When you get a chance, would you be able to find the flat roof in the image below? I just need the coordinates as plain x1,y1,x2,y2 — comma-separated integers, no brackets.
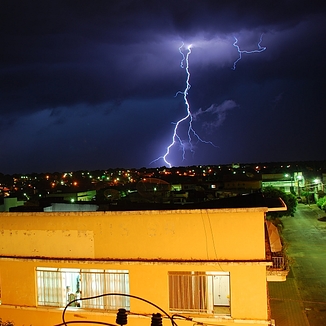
100,193,287,212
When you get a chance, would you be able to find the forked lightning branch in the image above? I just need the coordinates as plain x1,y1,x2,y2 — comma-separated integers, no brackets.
152,35,266,168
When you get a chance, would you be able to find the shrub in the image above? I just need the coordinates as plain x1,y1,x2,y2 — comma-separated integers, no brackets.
317,196,326,210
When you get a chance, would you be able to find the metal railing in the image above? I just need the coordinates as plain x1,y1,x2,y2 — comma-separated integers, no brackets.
271,256,285,270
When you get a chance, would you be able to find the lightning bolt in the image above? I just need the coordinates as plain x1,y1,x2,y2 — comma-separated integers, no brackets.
232,34,266,70
152,35,266,168
151,43,217,168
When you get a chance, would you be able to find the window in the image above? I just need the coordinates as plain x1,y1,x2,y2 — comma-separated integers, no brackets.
36,268,129,310
168,271,230,314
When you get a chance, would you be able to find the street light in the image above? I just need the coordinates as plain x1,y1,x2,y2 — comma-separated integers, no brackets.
296,175,303,196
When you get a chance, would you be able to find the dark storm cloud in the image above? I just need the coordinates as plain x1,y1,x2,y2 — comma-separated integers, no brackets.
1,0,326,173
194,100,239,130
1,1,324,112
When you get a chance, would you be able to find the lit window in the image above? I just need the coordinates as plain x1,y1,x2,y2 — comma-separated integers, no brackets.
168,271,230,314
36,268,129,310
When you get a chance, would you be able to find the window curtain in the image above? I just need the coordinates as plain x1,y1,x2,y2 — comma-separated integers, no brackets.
80,270,105,309
169,272,208,312
193,272,207,312
105,270,130,310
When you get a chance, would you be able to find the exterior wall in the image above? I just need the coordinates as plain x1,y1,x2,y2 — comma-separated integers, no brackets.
0,197,25,212
43,203,98,211
45,190,96,202
229,264,268,319
0,209,266,261
0,208,271,326
0,261,269,326
224,180,261,190
262,180,293,193
262,172,305,195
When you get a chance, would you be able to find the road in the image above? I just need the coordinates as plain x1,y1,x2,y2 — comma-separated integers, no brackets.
281,203,326,325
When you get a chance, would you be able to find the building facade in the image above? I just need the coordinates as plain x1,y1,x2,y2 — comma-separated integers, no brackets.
262,172,304,195
0,207,275,326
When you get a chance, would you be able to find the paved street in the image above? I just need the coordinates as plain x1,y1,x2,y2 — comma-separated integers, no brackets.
269,204,326,326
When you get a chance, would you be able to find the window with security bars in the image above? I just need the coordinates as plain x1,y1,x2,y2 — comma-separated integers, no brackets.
36,267,130,310
168,271,230,314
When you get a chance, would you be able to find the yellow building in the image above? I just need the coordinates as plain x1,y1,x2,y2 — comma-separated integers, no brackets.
0,201,283,326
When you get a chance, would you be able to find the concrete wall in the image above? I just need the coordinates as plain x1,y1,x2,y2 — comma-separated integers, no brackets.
0,260,269,326
0,208,267,261
0,208,271,326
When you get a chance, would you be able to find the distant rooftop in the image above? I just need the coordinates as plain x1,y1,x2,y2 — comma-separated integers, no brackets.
102,193,286,212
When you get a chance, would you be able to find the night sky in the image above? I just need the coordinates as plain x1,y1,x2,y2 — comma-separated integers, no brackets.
1,1,326,174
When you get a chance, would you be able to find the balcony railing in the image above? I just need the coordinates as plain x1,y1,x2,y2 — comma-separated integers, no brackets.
271,256,286,270
267,254,289,281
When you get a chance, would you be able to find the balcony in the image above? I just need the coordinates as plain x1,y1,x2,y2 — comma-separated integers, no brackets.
265,221,289,282
267,252,289,282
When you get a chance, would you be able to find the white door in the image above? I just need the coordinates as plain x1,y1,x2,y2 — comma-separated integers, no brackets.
213,275,230,306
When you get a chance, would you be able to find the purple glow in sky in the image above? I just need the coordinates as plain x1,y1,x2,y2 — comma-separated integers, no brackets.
1,1,326,174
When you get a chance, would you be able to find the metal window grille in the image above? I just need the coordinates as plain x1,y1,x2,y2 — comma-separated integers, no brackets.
36,268,129,310
81,269,130,310
37,268,65,307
